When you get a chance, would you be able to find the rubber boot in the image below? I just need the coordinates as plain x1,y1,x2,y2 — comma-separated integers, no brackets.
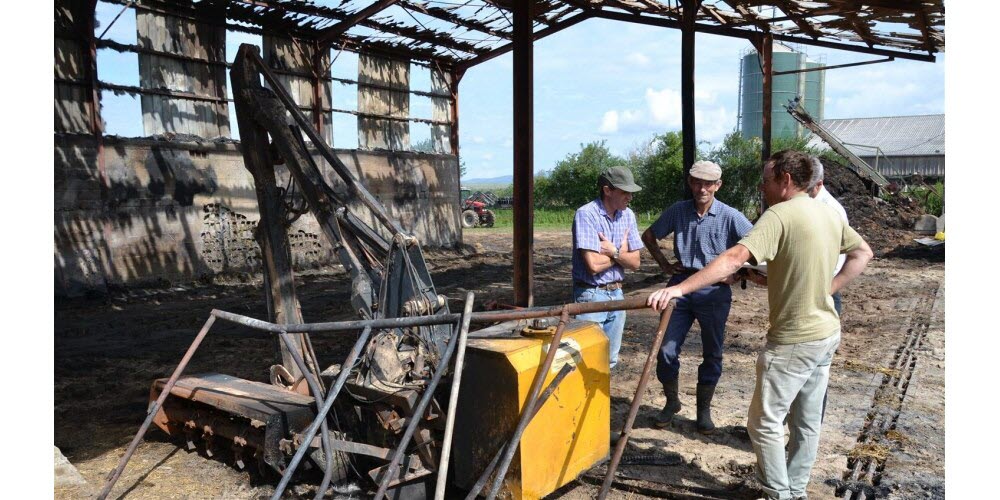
654,379,682,428
696,383,717,434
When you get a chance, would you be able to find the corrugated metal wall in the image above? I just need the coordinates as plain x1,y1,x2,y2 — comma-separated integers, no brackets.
263,36,332,144
358,54,410,150
136,10,229,137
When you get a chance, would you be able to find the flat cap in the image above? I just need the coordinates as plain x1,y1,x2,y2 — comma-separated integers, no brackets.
689,161,722,182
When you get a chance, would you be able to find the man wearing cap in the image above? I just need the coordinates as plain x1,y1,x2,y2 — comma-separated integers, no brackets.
647,150,873,500
641,160,753,433
572,166,643,369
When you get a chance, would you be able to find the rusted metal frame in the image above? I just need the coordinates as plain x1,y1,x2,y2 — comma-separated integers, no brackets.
372,299,475,500
772,56,893,76
210,296,655,335
317,0,402,47
310,39,325,139
231,46,311,376
729,2,771,32
464,352,577,500
483,308,572,500
97,0,135,39
398,0,513,39
97,316,218,500
512,0,534,308
701,3,730,25
846,12,876,48
680,0,701,194
114,0,318,39
724,5,840,27
916,9,937,54
454,9,591,72
274,331,336,499
597,302,677,500
774,0,822,39
434,292,475,500
245,49,409,236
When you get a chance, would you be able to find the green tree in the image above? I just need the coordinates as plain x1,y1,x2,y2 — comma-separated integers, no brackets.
543,141,627,208
630,132,686,213
412,137,435,153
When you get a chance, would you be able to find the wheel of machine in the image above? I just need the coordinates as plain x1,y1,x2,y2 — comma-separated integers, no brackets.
482,210,495,228
461,210,478,228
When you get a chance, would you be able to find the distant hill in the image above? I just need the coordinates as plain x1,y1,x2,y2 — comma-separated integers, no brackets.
462,175,512,185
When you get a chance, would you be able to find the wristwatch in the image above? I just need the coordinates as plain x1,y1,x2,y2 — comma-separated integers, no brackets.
612,247,620,260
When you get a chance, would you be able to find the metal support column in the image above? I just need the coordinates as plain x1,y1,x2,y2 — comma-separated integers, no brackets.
512,0,534,307
761,33,773,162
681,0,701,197
450,68,463,156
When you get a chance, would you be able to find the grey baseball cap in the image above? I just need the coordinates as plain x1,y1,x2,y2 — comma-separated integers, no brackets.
689,160,722,181
600,166,643,192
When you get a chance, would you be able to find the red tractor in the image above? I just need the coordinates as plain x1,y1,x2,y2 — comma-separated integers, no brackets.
460,188,496,228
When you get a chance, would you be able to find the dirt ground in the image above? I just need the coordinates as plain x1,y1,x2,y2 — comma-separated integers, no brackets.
54,227,944,499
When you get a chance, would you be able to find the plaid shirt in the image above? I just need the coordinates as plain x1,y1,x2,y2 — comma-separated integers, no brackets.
573,199,643,286
648,198,753,271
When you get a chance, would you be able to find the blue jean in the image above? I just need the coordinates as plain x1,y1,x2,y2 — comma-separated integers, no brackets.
573,286,626,369
748,333,841,500
656,276,732,386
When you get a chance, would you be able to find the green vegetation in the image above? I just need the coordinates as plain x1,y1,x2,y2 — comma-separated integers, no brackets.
483,207,660,230
903,181,944,216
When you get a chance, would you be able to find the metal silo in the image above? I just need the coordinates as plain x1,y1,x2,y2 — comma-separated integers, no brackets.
738,43,825,140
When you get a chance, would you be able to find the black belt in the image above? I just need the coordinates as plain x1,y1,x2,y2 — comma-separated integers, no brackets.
575,281,623,291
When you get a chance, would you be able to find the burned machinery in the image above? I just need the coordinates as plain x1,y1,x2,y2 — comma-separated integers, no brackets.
99,44,672,500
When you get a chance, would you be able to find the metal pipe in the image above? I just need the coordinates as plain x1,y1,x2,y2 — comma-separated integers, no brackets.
211,296,654,335
484,308,571,500
463,362,577,500
373,307,470,500
270,326,373,500
274,332,335,500
511,0,534,308
97,315,217,500
598,302,676,500
434,292,475,500
681,0,698,193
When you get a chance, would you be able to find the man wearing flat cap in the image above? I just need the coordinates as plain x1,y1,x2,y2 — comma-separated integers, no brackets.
572,166,643,369
641,160,753,433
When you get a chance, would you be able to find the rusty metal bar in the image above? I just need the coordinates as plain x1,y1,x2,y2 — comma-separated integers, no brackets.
274,332,335,500
97,315,217,500
456,10,590,73
318,0,400,47
773,56,893,75
484,308,572,500
512,0,534,308
270,326,374,500
211,296,655,335
373,302,473,500
434,292,475,500
598,302,676,500
463,360,577,500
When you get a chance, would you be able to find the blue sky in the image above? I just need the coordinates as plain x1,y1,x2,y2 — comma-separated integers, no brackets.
92,2,944,180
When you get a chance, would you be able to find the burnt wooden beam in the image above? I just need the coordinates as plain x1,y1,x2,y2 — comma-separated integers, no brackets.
317,0,400,47
776,0,822,39
455,10,591,72
398,0,512,39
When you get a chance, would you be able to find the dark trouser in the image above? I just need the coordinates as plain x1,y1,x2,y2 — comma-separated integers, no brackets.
656,275,733,386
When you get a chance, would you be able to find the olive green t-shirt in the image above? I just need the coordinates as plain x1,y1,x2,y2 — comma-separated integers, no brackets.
738,193,864,344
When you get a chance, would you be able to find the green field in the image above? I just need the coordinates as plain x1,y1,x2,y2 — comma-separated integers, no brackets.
471,207,661,230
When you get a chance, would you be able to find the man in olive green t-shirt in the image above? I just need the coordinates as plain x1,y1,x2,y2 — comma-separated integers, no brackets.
647,150,873,500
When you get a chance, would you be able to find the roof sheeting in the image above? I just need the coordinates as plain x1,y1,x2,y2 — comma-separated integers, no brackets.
808,114,945,157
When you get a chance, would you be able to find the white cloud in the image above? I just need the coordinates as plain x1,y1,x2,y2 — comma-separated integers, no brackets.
599,110,619,134
645,87,682,127
482,152,494,161
471,136,485,144
626,52,651,66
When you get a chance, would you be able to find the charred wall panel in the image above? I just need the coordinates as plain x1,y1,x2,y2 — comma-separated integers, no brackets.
263,36,333,144
430,69,453,154
358,54,409,150
136,9,229,137
54,1,92,134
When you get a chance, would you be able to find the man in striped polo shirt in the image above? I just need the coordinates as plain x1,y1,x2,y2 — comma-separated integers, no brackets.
572,166,643,369
641,160,753,433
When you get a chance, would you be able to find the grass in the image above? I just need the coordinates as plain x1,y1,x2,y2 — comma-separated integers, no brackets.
476,207,661,230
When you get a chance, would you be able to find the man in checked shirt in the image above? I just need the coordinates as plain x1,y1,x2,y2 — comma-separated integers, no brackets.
572,166,644,369
641,160,753,433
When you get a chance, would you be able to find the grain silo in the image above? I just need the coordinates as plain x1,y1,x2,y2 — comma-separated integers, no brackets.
738,43,825,140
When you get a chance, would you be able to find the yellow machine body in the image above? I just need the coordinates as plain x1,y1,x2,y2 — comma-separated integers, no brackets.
452,319,610,499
